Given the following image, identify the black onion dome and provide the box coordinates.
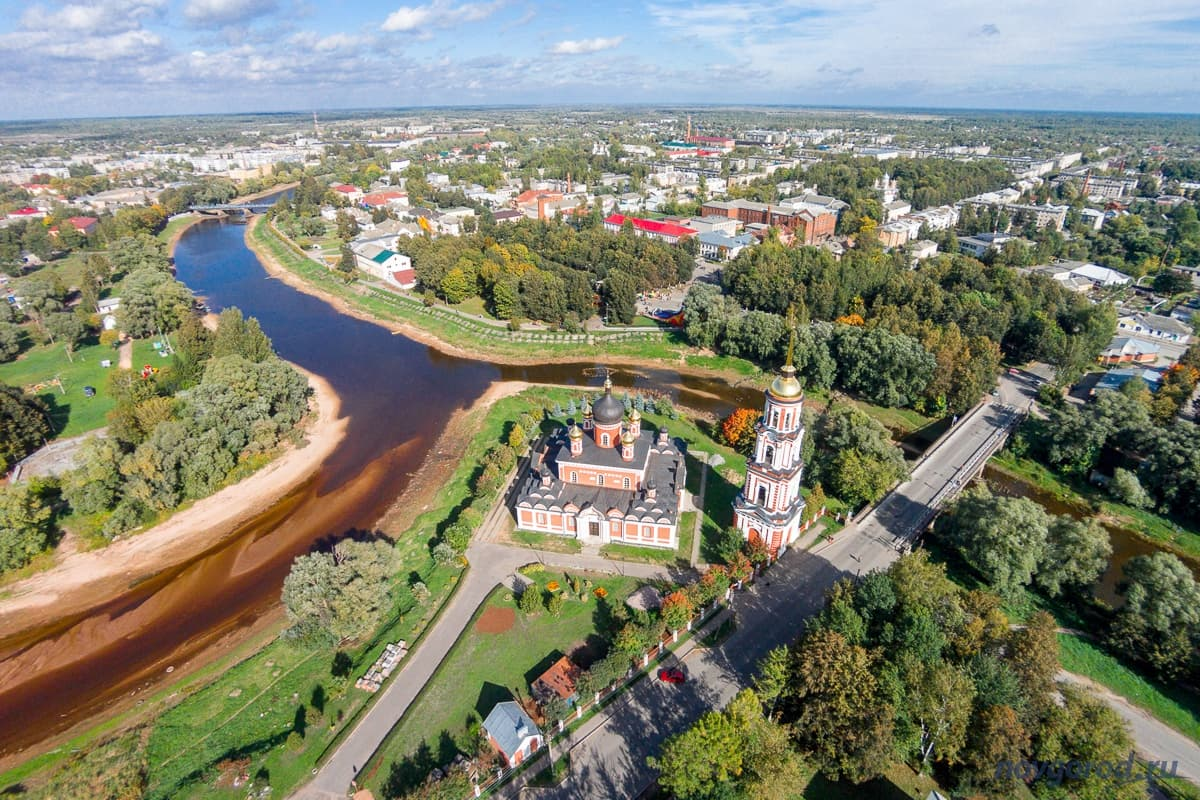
[593,378,625,425]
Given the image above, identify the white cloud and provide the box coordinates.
[381,0,504,33]
[550,36,624,55]
[184,0,279,26]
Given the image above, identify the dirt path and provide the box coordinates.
[117,338,132,369]
[0,368,346,634]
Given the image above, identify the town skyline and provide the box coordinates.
[2,0,1199,119]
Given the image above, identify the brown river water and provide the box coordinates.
[0,216,762,760]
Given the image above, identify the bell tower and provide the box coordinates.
[733,327,807,555]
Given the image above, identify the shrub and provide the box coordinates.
[547,592,565,616]
[519,584,543,615]
[519,562,545,575]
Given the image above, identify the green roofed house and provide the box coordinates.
[482,701,543,768]
[352,242,416,288]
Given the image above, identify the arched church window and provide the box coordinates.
[771,410,780,427]
[757,486,767,505]
[570,471,578,483]
[623,477,631,489]
[601,433,609,446]
[598,474,605,486]
[765,445,775,464]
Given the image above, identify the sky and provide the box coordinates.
[0,0,1198,119]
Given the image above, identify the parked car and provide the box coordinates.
[657,667,685,684]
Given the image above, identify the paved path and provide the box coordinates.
[295,543,681,800]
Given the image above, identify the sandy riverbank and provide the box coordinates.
[0,368,346,635]
[245,216,763,385]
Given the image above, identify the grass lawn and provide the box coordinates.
[363,571,641,798]
[990,449,1200,558]
[513,529,583,554]
[0,335,162,439]
[157,215,197,244]
[450,295,492,319]
[1058,634,1200,746]
[600,511,696,566]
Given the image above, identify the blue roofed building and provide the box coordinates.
[697,231,756,262]
[482,701,543,768]
[1091,367,1164,396]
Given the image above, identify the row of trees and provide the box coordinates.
[1017,382,1199,520]
[653,553,1143,800]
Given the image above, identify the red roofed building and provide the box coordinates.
[361,190,407,208]
[603,214,697,245]
[6,207,45,220]
[332,184,364,203]
[65,217,99,235]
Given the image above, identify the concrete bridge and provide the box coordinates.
[189,201,277,214]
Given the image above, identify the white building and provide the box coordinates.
[733,357,810,555]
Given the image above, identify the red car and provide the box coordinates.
[658,667,686,684]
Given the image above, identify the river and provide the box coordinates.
[0,215,761,760]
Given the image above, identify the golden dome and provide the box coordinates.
[581,399,593,417]
[620,429,636,444]
[768,365,803,400]
[629,408,641,422]
[568,424,583,440]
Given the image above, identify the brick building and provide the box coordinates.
[603,214,698,245]
[514,379,687,550]
[700,199,835,244]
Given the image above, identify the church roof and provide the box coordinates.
[593,379,625,425]
[515,427,686,521]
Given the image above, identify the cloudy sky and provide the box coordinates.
[0,0,1197,119]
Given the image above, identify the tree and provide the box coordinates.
[45,312,88,353]
[813,402,907,506]
[439,267,475,304]
[906,658,974,766]
[832,324,936,409]
[650,708,743,799]
[211,307,274,363]
[335,210,359,241]
[602,269,638,325]
[752,646,791,715]
[661,590,694,632]
[0,321,26,362]
[1006,611,1059,717]
[546,591,564,616]
[1035,516,1111,597]
[719,408,758,455]
[1109,551,1200,678]
[1108,467,1152,509]
[442,520,472,554]
[506,423,526,450]
[61,436,124,515]
[0,383,51,473]
[788,629,894,782]
[937,486,1050,597]
[0,482,55,573]
[118,268,193,337]
[281,540,395,642]
[964,705,1030,791]
[1153,270,1193,296]
[1035,684,1143,800]
[518,583,542,615]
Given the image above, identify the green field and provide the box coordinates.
[0,336,165,438]
[362,571,641,798]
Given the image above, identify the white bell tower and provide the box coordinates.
[733,333,807,555]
